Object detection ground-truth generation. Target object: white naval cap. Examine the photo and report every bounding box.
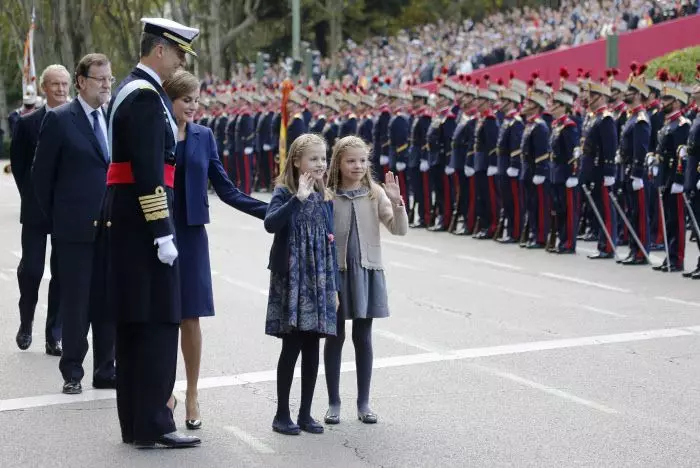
[141,17,200,56]
[23,85,37,105]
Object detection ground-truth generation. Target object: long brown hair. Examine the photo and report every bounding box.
[163,70,200,102]
[275,133,331,199]
[328,135,380,199]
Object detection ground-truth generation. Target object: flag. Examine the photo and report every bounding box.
[22,7,37,96]
[278,78,294,171]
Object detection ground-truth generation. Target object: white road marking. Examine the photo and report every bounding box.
[388,261,423,271]
[441,274,544,299]
[539,272,631,293]
[569,303,627,318]
[220,276,268,296]
[457,254,523,272]
[374,328,445,353]
[382,238,439,254]
[224,426,275,454]
[654,296,700,308]
[2,325,696,413]
[470,363,618,414]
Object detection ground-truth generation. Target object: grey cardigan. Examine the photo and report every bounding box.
[333,186,409,270]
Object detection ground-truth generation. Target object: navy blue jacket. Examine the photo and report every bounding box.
[310,116,326,135]
[549,115,578,184]
[271,112,282,154]
[32,99,108,242]
[256,111,274,154]
[10,105,49,228]
[176,123,267,226]
[340,114,358,138]
[450,113,472,170]
[440,113,457,167]
[264,186,335,275]
[408,112,430,168]
[358,116,374,146]
[287,113,307,151]
[373,109,391,160]
[389,113,410,167]
[496,112,524,175]
[655,113,690,191]
[521,117,551,181]
[581,108,617,182]
[235,112,255,153]
[618,107,650,180]
[685,115,700,192]
[215,115,228,155]
[474,112,499,172]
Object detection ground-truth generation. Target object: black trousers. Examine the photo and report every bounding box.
[475,172,498,235]
[17,225,61,343]
[56,241,115,383]
[116,322,178,442]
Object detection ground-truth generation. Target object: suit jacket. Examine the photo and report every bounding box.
[32,99,108,242]
[10,106,49,228]
[175,123,267,226]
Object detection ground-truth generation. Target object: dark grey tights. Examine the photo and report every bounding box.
[324,317,374,414]
[275,332,320,424]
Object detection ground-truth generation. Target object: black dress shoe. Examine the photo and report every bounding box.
[497,236,517,244]
[409,221,426,229]
[473,230,492,240]
[682,268,700,278]
[620,257,648,266]
[63,380,82,395]
[272,417,301,435]
[45,341,62,357]
[652,263,668,271]
[135,431,201,448]
[16,327,32,351]
[525,242,545,249]
[297,417,324,434]
[93,376,116,389]
[587,252,614,259]
[555,248,576,254]
[692,271,700,280]
[428,224,446,232]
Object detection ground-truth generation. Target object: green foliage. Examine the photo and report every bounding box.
[646,46,700,84]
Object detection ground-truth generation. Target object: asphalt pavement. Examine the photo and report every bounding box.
[1,172,699,468]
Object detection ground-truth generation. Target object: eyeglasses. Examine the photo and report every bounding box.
[86,76,116,85]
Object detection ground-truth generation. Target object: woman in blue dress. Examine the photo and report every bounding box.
[163,71,268,429]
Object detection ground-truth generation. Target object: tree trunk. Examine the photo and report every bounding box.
[209,0,222,79]
[58,0,74,69]
[0,71,8,136]
[78,0,93,59]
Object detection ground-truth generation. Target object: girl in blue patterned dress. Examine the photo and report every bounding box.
[323,136,409,425]
[264,133,338,436]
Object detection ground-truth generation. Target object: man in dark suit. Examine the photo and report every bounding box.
[10,65,70,355]
[97,17,201,448]
[33,53,116,395]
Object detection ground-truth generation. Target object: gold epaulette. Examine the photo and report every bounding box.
[510,149,522,158]
[139,186,169,222]
[535,153,551,163]
[488,148,497,155]
[397,143,408,153]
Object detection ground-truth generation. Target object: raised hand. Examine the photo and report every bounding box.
[383,171,403,205]
[297,172,314,201]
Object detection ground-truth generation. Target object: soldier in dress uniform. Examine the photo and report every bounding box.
[408,89,432,228]
[224,90,239,183]
[495,86,524,243]
[322,96,340,160]
[682,72,700,279]
[286,91,307,151]
[447,80,476,235]
[651,84,691,272]
[309,93,327,134]
[8,87,38,137]
[519,86,551,249]
[339,93,359,138]
[581,79,619,259]
[646,70,667,250]
[472,87,500,239]
[255,94,275,191]
[616,69,652,265]
[427,86,456,231]
[357,94,375,145]
[235,93,255,194]
[99,17,201,448]
[373,86,392,180]
[548,91,580,253]
[389,90,411,208]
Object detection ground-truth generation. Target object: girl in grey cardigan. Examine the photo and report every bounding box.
[323,136,409,424]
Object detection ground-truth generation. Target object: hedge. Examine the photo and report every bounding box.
[646,46,700,84]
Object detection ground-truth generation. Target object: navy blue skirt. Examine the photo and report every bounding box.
[175,222,215,319]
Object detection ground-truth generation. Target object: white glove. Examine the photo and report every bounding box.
[444,166,455,175]
[603,176,615,187]
[678,146,687,158]
[223,149,230,157]
[263,144,271,151]
[487,166,498,176]
[565,177,579,188]
[631,177,644,191]
[506,167,519,178]
[244,147,254,155]
[696,179,700,191]
[379,155,390,166]
[533,175,545,185]
[614,150,622,164]
[646,153,656,166]
[419,160,429,172]
[651,166,659,177]
[155,236,178,266]
[464,165,475,177]
[573,147,582,159]
[671,183,684,194]
[396,162,407,172]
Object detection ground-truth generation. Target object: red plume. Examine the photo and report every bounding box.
[509,70,516,79]
[497,78,504,86]
[483,73,491,82]
[638,64,647,74]
[612,68,620,77]
[584,71,591,79]
[630,61,638,73]
[406,79,412,86]
[546,80,553,87]
[232,86,237,93]
[560,67,569,79]
[441,66,449,75]
[531,71,539,80]
[297,79,303,85]
[465,76,472,83]
[697,64,700,73]
[385,77,392,85]
[436,76,444,84]
[306,85,313,92]
[527,79,535,87]
[677,73,684,82]
[372,76,379,84]
[606,69,614,78]
[657,68,669,82]
[475,79,481,86]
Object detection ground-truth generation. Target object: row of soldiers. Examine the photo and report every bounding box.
[196,63,700,277]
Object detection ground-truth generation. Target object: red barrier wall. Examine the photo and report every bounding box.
[419,14,700,92]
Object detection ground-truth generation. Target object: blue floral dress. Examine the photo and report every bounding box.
[265,191,337,338]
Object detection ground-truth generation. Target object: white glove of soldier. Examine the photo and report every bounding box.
[223,149,230,157]
[263,144,271,151]
[631,177,644,191]
[487,166,498,176]
[573,147,582,159]
[506,167,519,178]
[396,162,407,172]
[651,166,659,177]
[379,155,390,166]
[646,153,656,167]
[464,165,475,177]
[155,236,178,266]
[603,176,615,187]
[697,179,700,191]
[533,175,545,185]
[614,150,622,164]
[565,177,579,188]
[671,183,684,194]
[244,147,254,155]
[679,146,687,158]
[444,165,455,176]
[419,160,429,172]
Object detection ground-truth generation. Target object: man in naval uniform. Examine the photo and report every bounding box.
[99,17,201,448]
